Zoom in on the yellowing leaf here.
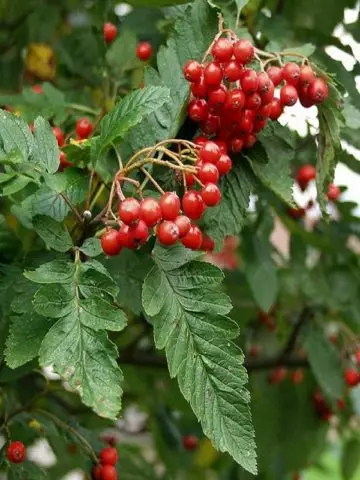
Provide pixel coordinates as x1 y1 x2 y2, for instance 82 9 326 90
25 43 56 80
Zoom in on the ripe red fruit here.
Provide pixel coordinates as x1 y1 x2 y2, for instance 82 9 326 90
140 198 162 226
327 183 341 201
130 219 149 244
191 76 208 98
253 118 267 133
245 93 262 110
52 126 64 147
101 464 118 480
103 22 117 43
269 98 283 120
233 39 254 64
203 62 223 87
100 447 118 466
257 102 272 120
344 368 359 387
76 118 93 139
194 135 208 147
160 192 181 220
188 99 208 122
216 154 232 175
182 190 205 220
231 137 244 153
243 133 257 149
174 215 191 237
298 87 313 108
93 464 103 480
7 441 26 464
225 88 246 110
241 69 259 94
299 65 315 87
32 84 44 94
157 221 180 246
183 60 203 82
184 172 195 186
296 164 316 189
282 62 301 86
269 367 287 385
118 224 136 249
266 66 283 86
211 38 234 62
201 113 220 135
201 183 221 206
291 369 304 384
223 60 243 81
257 72 273 95
260 82 275 104
208 86 227 108
198 162 219 184
136 42 152 61
182 435 198 451
59 151 72 170
201 234 215 252
181 225 203 250
212 138 228 154
239 113 254 134
287 207 305 219
199 141 221 164
280 84 298 106
119 197 141 225
307 78 329 104
101 229 122 256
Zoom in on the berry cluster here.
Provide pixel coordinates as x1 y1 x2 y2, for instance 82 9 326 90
93 447 118 480
183 35 329 154
6 441 26 464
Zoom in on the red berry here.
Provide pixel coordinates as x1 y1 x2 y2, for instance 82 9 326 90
299 65 315 87
101 229 122 256
337 398 346 410
194 135 208 147
257 102 272 120
181 225 203 250
52 126 64 147
249 344 260 357
201 183 221 206
344 368 359 387
140 198 162 226
280 84 298 106
32 84 44 94
188 99 208 122
266 66 283 86
59 151 72 170
245 93 262 110
160 192 181 220
203 62 223 87
199 141 221 164
287 207 305 219
269 98 283 120
118 224 136 249
257 72 273 95
282 62 301 86
223 60 243 81
103 22 117 43
101 464 118 480
93 464 103 480
198 163 219 184
130 219 149 245
184 172 196 186
182 190 205 220
212 138 228 154
231 137 244 153
157 221 179 246
208 86 227 108
201 113 220 135
269 367 287 385
296 164 316 189
119 197 141 225
308 78 329 104
174 215 191 237
7 441 26 464
260 82 275 104
243 133 257 148
76 118 93 139
211 38 234 62
233 39 254 64
291 369 304 385
239 113 254 134
191 76 208 98
298 87 314 108
241 69 259 95
253 118 267 133
327 183 341 201
100 447 118 466
182 435 198 451
183 60 203 82
225 88 245 110
201 234 215 252
136 42 152 61
216 154 232 175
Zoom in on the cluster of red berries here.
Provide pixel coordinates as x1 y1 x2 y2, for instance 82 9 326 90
93 447 118 480
268 368 304 385
183 36 329 154
6 441 26 464
103 22 152 61
312 391 334 421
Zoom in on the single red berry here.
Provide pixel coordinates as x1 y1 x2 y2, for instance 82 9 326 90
280 84 298 106
203 62 223 87
140 197 162 226
249 344 260 357
287 207 305 219
225 88 246 110
183 60 203 82
282 62 301 86
216 154 232 175
337 398 346 410
101 229 122 256
136 42 152 61
199 141 221 164
119 197 141 225
59 151 72 170
260 82 275 104
212 138 227 154
291 369 304 385
76 118 93 139
100 447 118 466
52 126 64 147
184 172 196 186
201 234 215 252
160 192 181 220
32 84 44 94
266 66 283 86
243 133 257 149
174 215 191 237
194 135 208 147
269 367 287 385
211 38 234 62
231 137 244 153
188 99 208 122
130 219 149 245
182 434 198 451
257 72 273 95
327 183 341 201
257 102 272 120
223 60 243 81
182 190 205 220
7 441 26 464
296 164 316 189
253 118 267 133
181 225 203 250
118 224 136 249
308 78 329 104
101 464 118 480
239 113 254 134
245 93 262 110
241 69 259 95
269 98 283 120
344 368 359 387
198 162 219 184
355 350 360 365
201 113 220 135
298 87 314 108
208 86 227 108
233 39 254 64
191 76 208 98
103 23 117 43
299 65 315 87
157 221 180 246
201 183 221 206
93 464 103 480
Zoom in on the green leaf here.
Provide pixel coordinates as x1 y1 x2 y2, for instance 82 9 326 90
126 0 189 5
342 438 360 480
33 284 74 318
106 30 138 73
303 323 345 400
8 461 48 479
78 297 127 331
24 259 76 284
33 215 73 252
32 116 59 173
79 237 102 257
142 244 257 474
281 43 316 59
78 264 119 298
0 110 34 160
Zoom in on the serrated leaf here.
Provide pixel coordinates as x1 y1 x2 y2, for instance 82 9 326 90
33 215 73 252
79 297 127 331
1 175 32 196
33 284 74 318
142 244 257 474
0 109 34 160
24 260 76 284
106 29 138 73
32 116 59 173
78 265 119 299
80 237 102 257
342 438 360 480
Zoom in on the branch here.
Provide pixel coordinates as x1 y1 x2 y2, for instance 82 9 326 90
278 307 313 361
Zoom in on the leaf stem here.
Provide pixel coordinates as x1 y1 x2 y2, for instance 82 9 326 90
67 103 100 116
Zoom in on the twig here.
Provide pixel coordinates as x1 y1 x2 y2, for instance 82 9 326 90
60 194 83 224
278 307 313 361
